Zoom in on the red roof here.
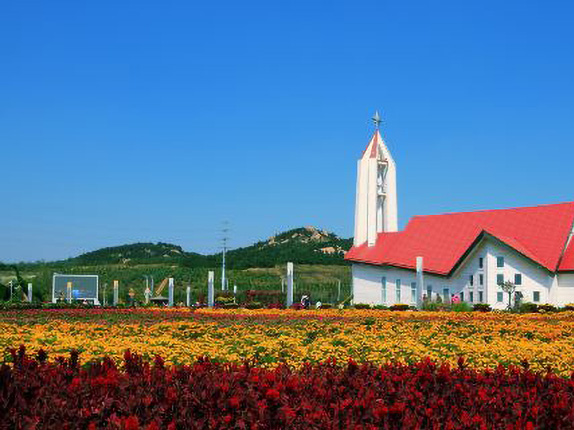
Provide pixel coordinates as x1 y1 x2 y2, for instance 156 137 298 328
559 239 574 271
362 131 381 159
345 202 574 275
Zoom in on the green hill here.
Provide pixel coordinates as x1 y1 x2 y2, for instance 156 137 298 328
218 226 352 269
63 226 352 269
0 227 354 304
70 242 192 265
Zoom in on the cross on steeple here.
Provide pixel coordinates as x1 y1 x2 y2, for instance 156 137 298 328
372 111 382 129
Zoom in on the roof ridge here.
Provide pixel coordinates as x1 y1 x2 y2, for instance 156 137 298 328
410 201 574 219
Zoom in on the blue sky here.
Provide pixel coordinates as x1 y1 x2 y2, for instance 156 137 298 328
1 0 573 262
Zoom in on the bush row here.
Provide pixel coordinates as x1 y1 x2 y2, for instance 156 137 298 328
2 347 574 429
2 300 573 313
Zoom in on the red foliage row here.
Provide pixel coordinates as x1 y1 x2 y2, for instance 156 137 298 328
2 347 574 429
0 308 347 324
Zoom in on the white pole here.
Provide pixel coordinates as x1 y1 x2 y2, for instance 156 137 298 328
27 283 33 303
67 281 72 303
186 285 191 307
113 280 119 306
416 257 424 308
208 271 215 308
168 278 174 307
286 262 294 307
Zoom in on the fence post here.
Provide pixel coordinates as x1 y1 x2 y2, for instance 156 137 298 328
416 257 424 308
144 286 151 304
27 283 33 303
208 271 215 308
286 262 294 308
168 278 174 307
113 280 119 306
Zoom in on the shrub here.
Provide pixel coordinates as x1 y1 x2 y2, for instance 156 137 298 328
538 303 558 313
353 303 372 310
473 303 491 312
422 301 443 311
389 304 410 311
244 302 263 309
266 302 285 309
223 303 240 309
451 302 473 312
215 296 235 305
245 290 282 305
519 302 539 313
290 303 304 310
563 303 574 311
373 304 389 310
319 303 334 309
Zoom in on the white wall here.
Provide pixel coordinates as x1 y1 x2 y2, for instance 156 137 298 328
352 264 419 305
352 237 569 308
555 274 574 306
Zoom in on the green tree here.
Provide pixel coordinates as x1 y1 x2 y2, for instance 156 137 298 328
500 281 516 310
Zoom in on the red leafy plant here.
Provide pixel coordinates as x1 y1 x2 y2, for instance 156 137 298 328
1 347 574 429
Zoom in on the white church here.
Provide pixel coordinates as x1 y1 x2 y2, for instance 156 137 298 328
345 123 574 309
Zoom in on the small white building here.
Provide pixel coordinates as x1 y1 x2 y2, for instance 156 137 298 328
345 128 574 309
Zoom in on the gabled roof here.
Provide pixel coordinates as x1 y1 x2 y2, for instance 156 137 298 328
345 202 574 275
559 239 574 272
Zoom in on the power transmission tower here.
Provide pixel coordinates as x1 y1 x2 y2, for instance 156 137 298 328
220 222 230 291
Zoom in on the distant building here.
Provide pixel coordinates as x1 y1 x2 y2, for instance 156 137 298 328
345 129 574 309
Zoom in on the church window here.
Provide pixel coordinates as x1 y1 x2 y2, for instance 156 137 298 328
479 257 484 269
395 280 401 303
497 292 504 302
443 288 450 302
497 274 504 285
410 282 417 303
469 275 474 286
470 292 474 302
460 291 464 302
514 274 522 285
479 274 484 285
497 256 505 268
479 291 484 302
426 285 432 299
381 277 387 302
533 291 540 302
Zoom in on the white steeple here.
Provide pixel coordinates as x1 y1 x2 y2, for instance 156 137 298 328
353 117 398 247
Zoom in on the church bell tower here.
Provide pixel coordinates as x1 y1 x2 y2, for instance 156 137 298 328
353 112 398 247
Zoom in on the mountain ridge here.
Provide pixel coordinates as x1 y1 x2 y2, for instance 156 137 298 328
64 226 352 269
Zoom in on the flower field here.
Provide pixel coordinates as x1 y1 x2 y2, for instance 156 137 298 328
2 308 574 374
3 308 574 429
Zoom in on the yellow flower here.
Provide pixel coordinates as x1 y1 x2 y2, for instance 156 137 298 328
1 309 574 375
